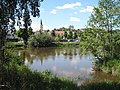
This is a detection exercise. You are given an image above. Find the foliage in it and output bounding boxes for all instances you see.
[5,42,24,49]
[80,28,120,62]
[80,81,120,90]
[51,30,56,37]
[81,0,120,63]
[54,42,80,47]
[88,0,120,59]
[0,0,43,62]
[16,27,34,47]
[100,59,120,76]
[73,31,78,39]
[64,31,68,39]
[68,31,73,39]
[29,32,54,47]
[88,0,120,31]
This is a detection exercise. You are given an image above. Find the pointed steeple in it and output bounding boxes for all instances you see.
[40,19,43,32]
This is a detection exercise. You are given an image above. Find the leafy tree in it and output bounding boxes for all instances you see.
[0,0,43,62]
[51,30,56,37]
[73,31,78,39]
[16,27,34,43]
[69,25,74,30]
[83,0,120,62]
[68,31,73,39]
[64,31,67,39]
[28,27,34,37]
[16,28,24,39]
[29,32,54,47]
[88,0,120,58]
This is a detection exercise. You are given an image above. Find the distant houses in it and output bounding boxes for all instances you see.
[54,31,64,36]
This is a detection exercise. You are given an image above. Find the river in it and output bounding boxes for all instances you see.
[18,47,118,85]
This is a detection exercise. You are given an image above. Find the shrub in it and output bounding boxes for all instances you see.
[29,32,54,47]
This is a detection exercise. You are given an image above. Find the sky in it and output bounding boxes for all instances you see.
[30,0,99,31]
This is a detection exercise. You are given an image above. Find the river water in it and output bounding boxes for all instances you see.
[18,47,118,85]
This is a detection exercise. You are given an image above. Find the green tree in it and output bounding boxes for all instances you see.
[69,25,74,30]
[16,27,34,43]
[81,0,120,63]
[0,0,43,62]
[51,30,56,37]
[68,31,73,39]
[73,31,78,39]
[28,27,34,37]
[29,32,54,47]
[64,31,67,39]
[88,0,120,58]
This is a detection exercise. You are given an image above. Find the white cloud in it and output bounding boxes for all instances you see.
[70,17,80,22]
[56,2,81,10]
[50,2,81,14]
[80,6,93,13]
[50,9,57,14]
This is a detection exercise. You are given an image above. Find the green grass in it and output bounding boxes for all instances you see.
[100,59,120,76]
[80,81,120,90]
[6,42,24,49]
[53,42,80,47]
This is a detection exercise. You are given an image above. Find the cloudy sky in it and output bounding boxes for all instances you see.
[31,0,99,31]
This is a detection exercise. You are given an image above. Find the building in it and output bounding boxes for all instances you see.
[54,31,64,35]
[40,19,43,32]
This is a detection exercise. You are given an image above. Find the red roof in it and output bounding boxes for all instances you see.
[54,31,64,35]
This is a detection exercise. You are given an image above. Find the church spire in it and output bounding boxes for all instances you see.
[40,19,43,32]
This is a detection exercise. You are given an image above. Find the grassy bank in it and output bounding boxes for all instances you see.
[53,42,80,47]
[80,81,120,90]
[99,59,120,76]
[6,42,24,49]
[6,41,80,49]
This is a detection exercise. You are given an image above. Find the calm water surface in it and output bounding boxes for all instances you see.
[18,47,118,85]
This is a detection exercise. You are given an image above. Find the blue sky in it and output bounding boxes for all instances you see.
[31,0,99,31]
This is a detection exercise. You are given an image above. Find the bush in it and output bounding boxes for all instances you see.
[80,81,120,90]
[100,59,120,76]
[29,32,54,47]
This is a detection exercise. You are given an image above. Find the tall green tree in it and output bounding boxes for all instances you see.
[51,30,56,37]
[73,31,78,39]
[88,0,120,32]
[64,31,67,39]
[68,31,73,39]
[0,0,43,62]
[88,0,120,59]
[16,27,34,41]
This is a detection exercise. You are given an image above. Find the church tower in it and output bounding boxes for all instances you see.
[40,19,43,32]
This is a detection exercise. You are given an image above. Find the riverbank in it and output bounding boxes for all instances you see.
[99,59,120,76]
[6,42,24,49]
[2,51,120,90]
[6,41,80,49]
[53,42,80,47]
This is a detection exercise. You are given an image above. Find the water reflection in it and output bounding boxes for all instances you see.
[17,47,119,84]
[18,47,92,79]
